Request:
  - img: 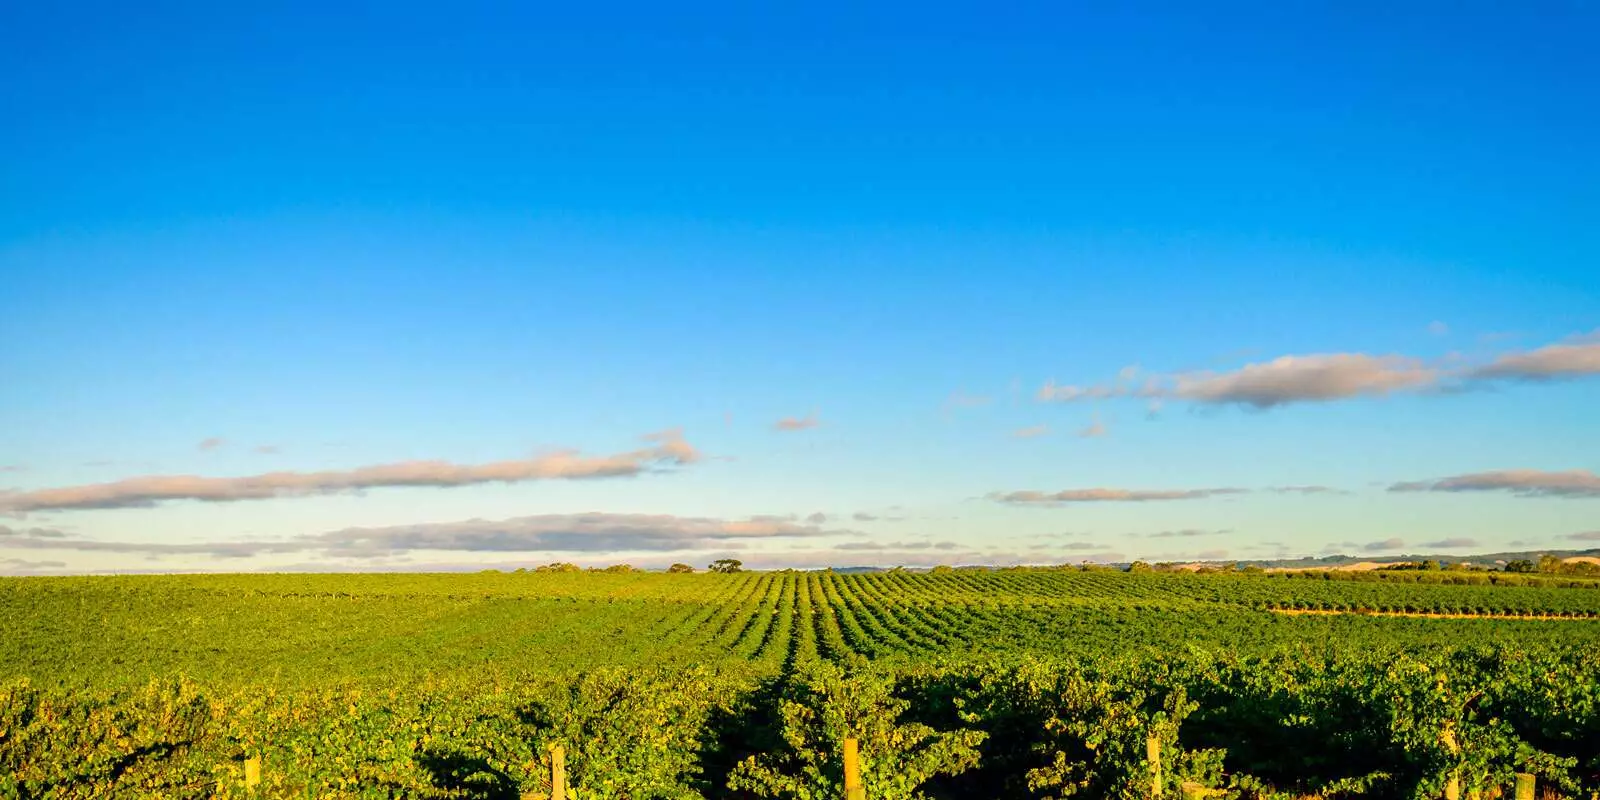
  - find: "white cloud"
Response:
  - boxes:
[1420,537,1479,549]
[1146,528,1230,539]
[1470,331,1600,381]
[0,430,699,513]
[773,413,820,431]
[992,487,1247,504]
[1390,469,1600,499]
[1034,329,1600,412]
[1170,354,1437,408]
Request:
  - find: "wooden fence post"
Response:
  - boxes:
[1147,734,1162,799]
[243,754,261,790]
[843,737,865,800]
[1514,772,1535,800]
[551,744,567,800]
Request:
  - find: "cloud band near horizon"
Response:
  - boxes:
[0,512,848,559]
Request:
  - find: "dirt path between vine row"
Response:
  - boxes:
[1269,608,1598,621]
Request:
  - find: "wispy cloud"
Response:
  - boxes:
[805,512,828,524]
[773,412,820,432]
[0,465,25,473]
[305,513,837,557]
[851,511,907,523]
[197,437,226,452]
[1389,469,1600,499]
[1427,321,1450,336]
[1011,424,1050,439]
[0,526,297,558]
[1169,355,1436,408]
[1040,354,1436,408]
[1469,329,1600,381]
[1059,541,1106,551]
[1037,383,1129,402]
[0,430,699,514]
[0,557,67,573]
[0,525,69,540]
[1146,528,1230,539]
[1036,329,1600,411]
[1363,537,1406,552]
[991,487,1247,505]
[1265,485,1344,495]
[834,539,960,552]
[1568,531,1600,542]
[253,445,281,455]
[1077,418,1107,438]
[1420,537,1479,549]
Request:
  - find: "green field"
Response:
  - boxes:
[4,569,1600,798]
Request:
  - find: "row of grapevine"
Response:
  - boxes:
[5,648,1597,799]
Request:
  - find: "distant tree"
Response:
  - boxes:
[1538,554,1565,573]
[667,563,696,574]
[1127,561,1153,573]
[600,564,638,573]
[1420,560,1442,571]
[708,558,744,574]
[1504,559,1536,574]
[930,565,953,574]
[535,562,581,573]
[1569,560,1600,577]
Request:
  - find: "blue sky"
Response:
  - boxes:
[2,2,1597,573]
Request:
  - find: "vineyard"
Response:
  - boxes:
[3,569,1599,798]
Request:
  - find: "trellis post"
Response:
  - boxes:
[1513,772,1535,800]
[551,743,567,800]
[244,754,262,790]
[843,737,865,800]
[1147,734,1162,799]
[1441,723,1461,800]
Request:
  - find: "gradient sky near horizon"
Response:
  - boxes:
[2,2,1598,574]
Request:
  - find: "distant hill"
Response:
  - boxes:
[819,548,1600,573]
[1230,548,1600,570]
